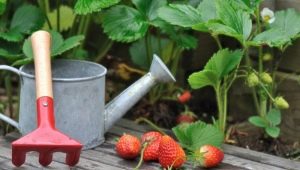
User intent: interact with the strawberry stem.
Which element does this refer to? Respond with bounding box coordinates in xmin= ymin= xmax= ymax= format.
xmin=133 ymin=142 xmax=148 ymax=170
xmin=135 ymin=117 xmax=167 ymax=135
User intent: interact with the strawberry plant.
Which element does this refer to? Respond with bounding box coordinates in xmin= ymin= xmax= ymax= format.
xmin=158 ymin=0 xmax=300 ymax=138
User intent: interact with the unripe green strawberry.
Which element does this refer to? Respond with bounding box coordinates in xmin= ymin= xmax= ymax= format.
xmin=116 ymin=134 xmax=141 ymax=159
xmin=194 ymin=145 xmax=224 ymax=168
xmin=274 ymin=96 xmax=289 ymax=109
xmin=141 ymin=131 xmax=162 ymax=161
xmin=260 ymin=72 xmax=273 ymax=84
xmin=262 ymin=53 xmax=273 ymax=61
xmin=158 ymin=135 xmax=186 ymax=168
xmin=247 ymin=73 xmax=259 ymax=87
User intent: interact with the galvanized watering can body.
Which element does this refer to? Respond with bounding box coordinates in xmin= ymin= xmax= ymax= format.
xmin=0 ymin=55 xmax=175 ymax=149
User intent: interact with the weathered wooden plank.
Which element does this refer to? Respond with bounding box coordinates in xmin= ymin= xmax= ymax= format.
xmin=0 ymin=156 xmax=39 ymax=170
xmin=52 ymin=152 xmax=124 ymax=170
xmin=223 ymin=144 xmax=300 ymax=170
xmin=81 ymin=148 xmax=159 ymax=170
xmin=224 ymin=154 xmax=285 ymax=170
xmin=0 ymin=134 xmax=124 ymax=170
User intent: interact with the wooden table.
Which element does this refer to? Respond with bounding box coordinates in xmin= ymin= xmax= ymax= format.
xmin=0 ymin=119 xmax=299 ymax=170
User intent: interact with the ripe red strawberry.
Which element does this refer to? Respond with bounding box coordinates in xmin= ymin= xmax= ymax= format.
xmin=158 ymin=135 xmax=186 ymax=168
xmin=115 ymin=134 xmax=141 ymax=159
xmin=177 ymin=91 xmax=192 ymax=104
xmin=176 ymin=111 xmax=197 ymax=124
xmin=141 ymin=131 xmax=162 ymax=161
xmin=194 ymin=145 xmax=224 ymax=168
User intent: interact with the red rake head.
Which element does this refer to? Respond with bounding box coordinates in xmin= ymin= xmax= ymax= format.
xmin=12 ymin=97 xmax=82 ymax=167
xmin=12 ymin=127 xmax=82 ymax=167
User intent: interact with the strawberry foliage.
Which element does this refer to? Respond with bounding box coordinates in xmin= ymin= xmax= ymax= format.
xmin=172 ymin=121 xmax=224 ymax=151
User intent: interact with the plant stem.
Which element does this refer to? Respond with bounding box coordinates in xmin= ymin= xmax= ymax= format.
xmin=56 ymin=0 xmax=61 ymax=32
xmin=215 ymin=84 xmax=224 ymax=132
xmin=255 ymin=6 xmax=268 ymax=117
xmin=134 ymin=142 xmax=148 ymax=170
xmin=212 ymin=35 xmax=222 ymax=49
xmin=170 ymin=46 xmax=182 ymax=76
xmin=145 ymin=32 xmax=153 ymax=67
xmin=38 ymin=0 xmax=52 ymax=29
xmin=94 ymin=39 xmax=114 ymax=63
xmin=135 ymin=117 xmax=167 ymax=135
xmin=222 ymin=87 xmax=228 ymax=132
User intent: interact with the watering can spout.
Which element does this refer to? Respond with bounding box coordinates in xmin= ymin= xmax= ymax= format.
xmin=104 ymin=54 xmax=175 ymax=131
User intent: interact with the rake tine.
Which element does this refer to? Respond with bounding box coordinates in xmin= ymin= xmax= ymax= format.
xmin=12 ymin=148 xmax=26 ymax=167
xmin=39 ymin=152 xmax=53 ymax=167
xmin=65 ymin=150 xmax=81 ymax=166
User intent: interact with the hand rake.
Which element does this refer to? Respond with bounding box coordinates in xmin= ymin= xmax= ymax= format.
xmin=12 ymin=30 xmax=82 ymax=167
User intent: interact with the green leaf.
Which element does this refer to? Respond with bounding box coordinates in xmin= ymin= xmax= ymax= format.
xmin=11 ymin=5 xmax=45 ymax=34
xmin=265 ymin=126 xmax=280 ymax=138
xmin=151 ymin=18 xmax=198 ymax=50
xmin=12 ymin=57 xmax=33 ymax=66
xmin=132 ymin=0 xmax=167 ymax=21
xmin=204 ymin=49 xmax=243 ymax=78
xmin=44 ymin=5 xmax=75 ymax=31
xmin=266 ymin=108 xmax=281 ymax=126
xmin=172 ymin=33 xmax=198 ymax=50
xmin=172 ymin=124 xmax=191 ymax=149
xmin=197 ymin=0 xmax=217 ymax=22
xmin=215 ymin=0 xmax=252 ymax=42
xmin=102 ymin=5 xmax=148 ymax=42
xmin=172 ymin=121 xmax=224 ymax=150
xmin=249 ymin=116 xmax=267 ymax=128
xmin=129 ymin=35 xmax=169 ymax=69
xmin=272 ymin=9 xmax=300 ymax=38
xmin=188 ymin=122 xmax=224 ymax=149
xmin=0 ymin=0 xmax=7 ymax=15
xmin=188 ymin=70 xmax=219 ymax=89
xmin=158 ymin=4 xmax=202 ymax=27
xmin=229 ymin=0 xmax=261 ymax=13
xmin=0 ymin=28 xmax=23 ymax=42
xmin=22 ymin=31 xmax=84 ymax=58
xmin=74 ymin=0 xmax=120 ymax=15
xmin=52 ymin=35 xmax=84 ymax=56
xmin=252 ymin=9 xmax=300 ymax=48
xmin=251 ymin=28 xmax=290 ymax=48
xmin=0 ymin=40 xmax=22 ymax=62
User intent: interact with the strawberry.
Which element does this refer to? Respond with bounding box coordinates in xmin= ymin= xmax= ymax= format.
xmin=115 ymin=134 xmax=141 ymax=159
xmin=176 ymin=111 xmax=197 ymax=124
xmin=194 ymin=145 xmax=224 ymax=168
xmin=177 ymin=91 xmax=192 ymax=104
xmin=158 ymin=135 xmax=186 ymax=169
xmin=141 ymin=131 xmax=162 ymax=161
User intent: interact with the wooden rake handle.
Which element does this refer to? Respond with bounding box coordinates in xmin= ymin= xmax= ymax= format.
xmin=31 ymin=31 xmax=53 ymax=99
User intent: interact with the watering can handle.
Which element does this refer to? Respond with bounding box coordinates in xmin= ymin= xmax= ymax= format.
xmin=0 ymin=65 xmax=21 ymax=129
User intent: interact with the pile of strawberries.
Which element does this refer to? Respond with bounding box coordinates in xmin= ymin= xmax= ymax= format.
xmin=115 ymin=131 xmax=224 ymax=169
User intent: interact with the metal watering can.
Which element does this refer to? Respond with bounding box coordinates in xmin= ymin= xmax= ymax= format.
xmin=0 ymin=55 xmax=175 ymax=149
